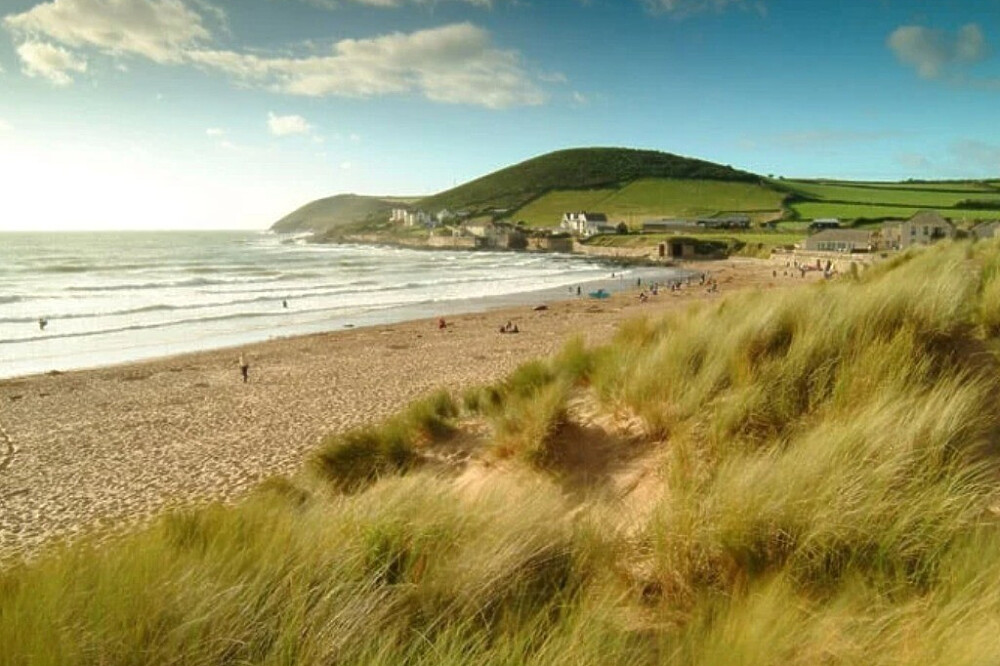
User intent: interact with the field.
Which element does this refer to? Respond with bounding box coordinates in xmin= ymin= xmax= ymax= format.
xmin=512 ymin=178 xmax=787 ymax=228
xmin=785 ymin=181 xmax=1000 ymax=207
xmin=780 ymin=179 xmax=1000 ymax=223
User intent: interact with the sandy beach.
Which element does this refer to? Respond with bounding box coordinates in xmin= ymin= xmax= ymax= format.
xmin=0 ymin=258 xmax=819 ymax=562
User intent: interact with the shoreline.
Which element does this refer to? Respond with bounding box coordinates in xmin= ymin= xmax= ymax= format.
xmin=0 ymin=260 xmax=686 ymax=382
xmin=0 ymin=258 xmax=819 ymax=563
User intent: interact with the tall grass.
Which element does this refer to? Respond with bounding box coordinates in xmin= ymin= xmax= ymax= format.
xmin=7 ymin=240 xmax=1000 ymax=664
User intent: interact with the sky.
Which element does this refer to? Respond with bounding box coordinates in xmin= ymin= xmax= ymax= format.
xmin=0 ymin=0 xmax=999 ymax=230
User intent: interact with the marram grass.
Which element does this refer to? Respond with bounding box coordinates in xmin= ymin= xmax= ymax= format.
xmin=6 ymin=240 xmax=1000 ymax=664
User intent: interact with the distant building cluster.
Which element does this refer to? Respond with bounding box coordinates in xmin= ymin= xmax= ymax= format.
xmin=641 ymin=215 xmax=751 ymax=234
xmin=389 ymin=208 xmax=434 ymax=228
xmin=389 ymin=208 xmax=476 ymax=229
xmin=802 ymin=211 xmax=961 ymax=253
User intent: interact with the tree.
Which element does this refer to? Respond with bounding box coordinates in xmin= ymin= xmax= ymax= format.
xmin=616 ymin=222 xmax=629 ymax=234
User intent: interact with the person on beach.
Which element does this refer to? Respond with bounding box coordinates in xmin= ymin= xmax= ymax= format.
xmin=438 ymin=318 xmax=447 ymax=330
xmin=238 ymin=354 xmax=249 ymax=383
xmin=576 ymin=285 xmax=581 ymax=296
xmin=38 ymin=317 xmax=48 ymax=331
xmin=282 ymin=299 xmax=288 ymax=309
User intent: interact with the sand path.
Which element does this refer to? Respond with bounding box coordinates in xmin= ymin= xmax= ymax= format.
xmin=0 ymin=259 xmax=813 ymax=562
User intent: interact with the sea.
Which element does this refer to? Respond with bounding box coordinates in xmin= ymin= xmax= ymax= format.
xmin=0 ymin=231 xmax=677 ymax=379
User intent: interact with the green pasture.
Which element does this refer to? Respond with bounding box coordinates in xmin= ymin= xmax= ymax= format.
xmin=511 ymin=178 xmax=786 ymax=228
xmin=791 ymin=201 xmax=1000 ymax=223
xmin=782 ymin=180 xmax=1000 ymax=208
xmin=798 ymin=180 xmax=999 ymax=193
xmin=509 ymin=188 xmax=618 ymax=227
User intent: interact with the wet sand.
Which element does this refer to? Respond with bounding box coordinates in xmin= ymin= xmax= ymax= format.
xmin=0 ymin=258 xmax=820 ymax=562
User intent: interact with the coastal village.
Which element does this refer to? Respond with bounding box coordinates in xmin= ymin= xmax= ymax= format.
xmin=385 ymin=203 xmax=1000 ymax=270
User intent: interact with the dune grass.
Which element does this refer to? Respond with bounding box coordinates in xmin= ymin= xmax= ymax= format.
xmin=8 ymin=241 xmax=1000 ymax=664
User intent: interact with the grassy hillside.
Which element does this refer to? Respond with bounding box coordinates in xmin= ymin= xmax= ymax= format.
xmin=780 ymin=179 xmax=1000 ymax=223
xmin=417 ymin=147 xmax=760 ymax=216
xmin=514 ymin=178 xmax=786 ymax=227
xmin=9 ymin=241 xmax=1000 ymax=663
xmin=271 ymin=194 xmax=416 ymax=234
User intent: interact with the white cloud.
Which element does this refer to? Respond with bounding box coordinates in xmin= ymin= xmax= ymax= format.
xmin=3 ymin=2 xmax=543 ymax=109
xmin=205 ymin=127 xmax=225 ymax=136
xmin=189 ymin=23 xmax=544 ymax=108
xmin=340 ymin=161 xmax=352 ymax=170
xmin=268 ymin=112 xmax=312 ymax=136
xmin=888 ymin=24 xmax=987 ymax=79
xmin=16 ymin=41 xmax=87 ymax=85
xmin=4 ymin=0 xmax=211 ymax=63
xmin=349 ymin=132 xmax=361 ymax=142
xmin=571 ymin=91 xmax=589 ymax=105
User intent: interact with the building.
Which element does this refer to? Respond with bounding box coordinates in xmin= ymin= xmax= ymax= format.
xmin=409 ymin=211 xmax=434 ymax=227
xmin=561 ymin=212 xmax=614 ymax=237
xmin=461 ymin=219 xmax=495 ymax=238
xmin=971 ymin=220 xmax=1000 ymax=240
xmin=882 ymin=211 xmax=955 ymax=250
xmin=642 ymin=219 xmax=698 ymax=233
xmin=391 ymin=208 xmax=433 ymax=227
xmin=641 ymin=216 xmax=750 ymax=232
xmin=696 ymin=215 xmax=750 ymax=229
xmin=802 ymin=229 xmax=878 ymax=253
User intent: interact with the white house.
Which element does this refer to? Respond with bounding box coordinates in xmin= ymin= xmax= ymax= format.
xmin=560 ymin=212 xmax=614 ymax=237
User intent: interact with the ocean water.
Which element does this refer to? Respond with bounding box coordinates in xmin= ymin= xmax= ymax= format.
xmin=0 ymin=231 xmax=662 ymax=379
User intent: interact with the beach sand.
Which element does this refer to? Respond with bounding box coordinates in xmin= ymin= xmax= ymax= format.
xmin=0 ymin=258 xmax=820 ymax=562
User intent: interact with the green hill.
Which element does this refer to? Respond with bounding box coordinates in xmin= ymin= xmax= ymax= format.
xmin=269 ymin=148 xmax=762 ymax=234
xmin=417 ymin=147 xmax=760 ymax=216
xmin=271 ymin=194 xmax=415 ymax=234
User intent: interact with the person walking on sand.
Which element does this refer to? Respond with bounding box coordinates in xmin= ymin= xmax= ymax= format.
xmin=238 ymin=354 xmax=249 ymax=383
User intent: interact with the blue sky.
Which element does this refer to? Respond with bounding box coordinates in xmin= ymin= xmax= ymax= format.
xmin=0 ymin=0 xmax=998 ymax=230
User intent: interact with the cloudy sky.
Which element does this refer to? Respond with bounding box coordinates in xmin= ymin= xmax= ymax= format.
xmin=0 ymin=0 xmax=998 ymax=230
